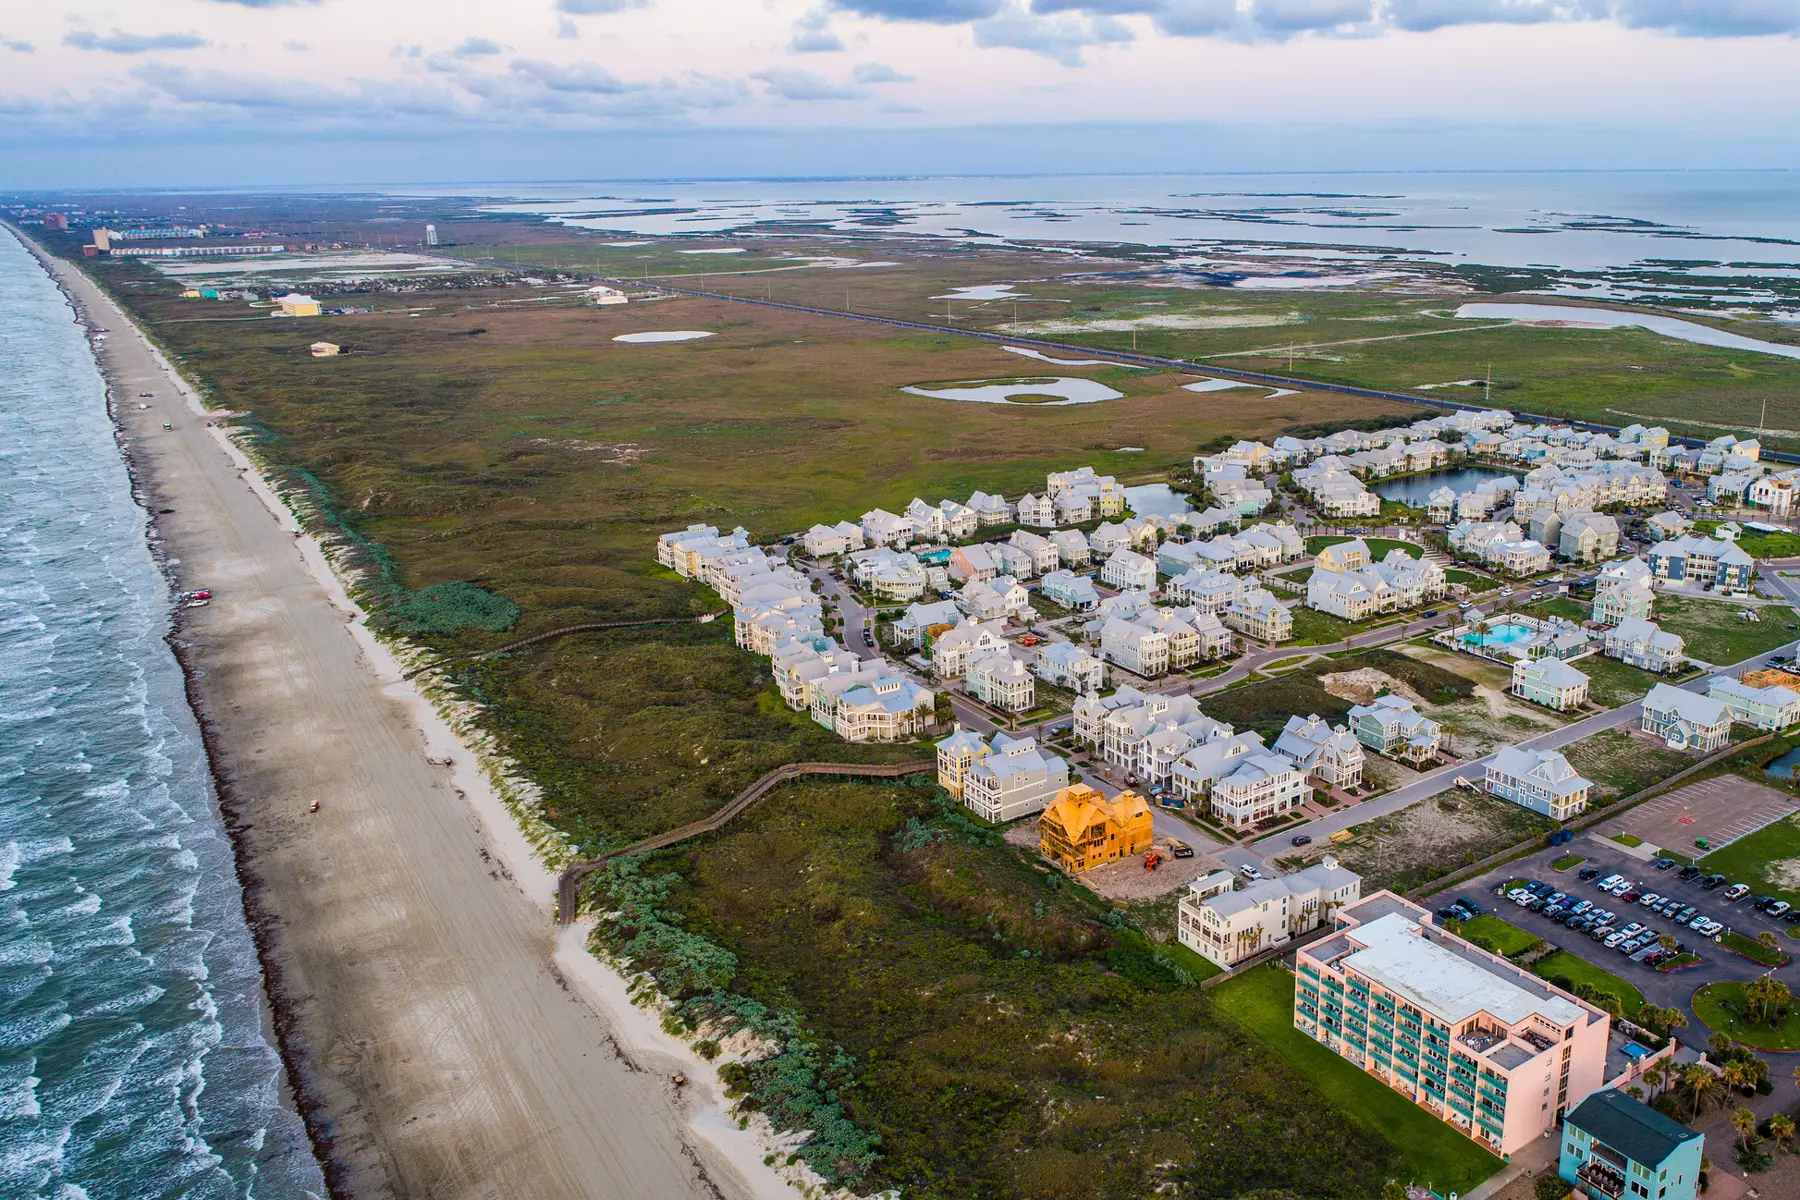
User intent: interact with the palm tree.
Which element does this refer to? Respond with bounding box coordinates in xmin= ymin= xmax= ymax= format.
xmin=1721 ymin=1060 xmax=1754 ymax=1095
xmin=1746 ymin=975 xmax=1793 ymax=1027
xmin=1659 ymin=934 xmax=1678 ymax=953
xmin=1760 ymin=930 xmax=1780 ymax=952
xmin=1681 ymin=1064 xmax=1726 ymax=1120
xmin=1771 ymin=1113 xmax=1796 ymax=1154
xmin=1642 ymin=1060 xmax=1668 ymax=1098
xmin=1733 ymin=1106 xmax=1758 ymax=1153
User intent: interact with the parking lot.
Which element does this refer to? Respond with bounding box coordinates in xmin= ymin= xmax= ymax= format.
xmin=1456 ymin=835 xmax=1789 ymax=1018
xmin=1597 ymin=776 xmax=1800 ymax=857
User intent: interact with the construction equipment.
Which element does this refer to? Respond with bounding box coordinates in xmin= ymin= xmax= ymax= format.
xmin=1167 ymin=839 xmax=1194 ymax=859
xmin=1143 ymin=851 xmax=1162 ymax=871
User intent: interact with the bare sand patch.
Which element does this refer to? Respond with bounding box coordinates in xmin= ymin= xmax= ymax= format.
xmin=1002 ymin=821 xmax=1220 ymax=901
xmin=1318 ymin=667 xmax=1422 ymax=706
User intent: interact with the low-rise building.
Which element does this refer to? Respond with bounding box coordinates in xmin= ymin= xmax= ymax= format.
xmin=860 ymin=508 xmax=914 ymax=548
xmin=1039 ymin=569 xmax=1100 ymax=611
xmin=803 ymin=520 xmax=865 ymax=557
xmin=1511 ymin=657 xmax=1590 ymax=712
xmin=1709 ymin=677 xmax=1800 ymax=731
xmin=956 ymin=733 xmax=1070 ymax=822
xmin=1347 ymin=694 xmax=1443 ymax=766
xmin=1640 ymin=683 xmax=1733 ymax=752
xmin=1037 ymin=784 xmax=1154 ymax=873
xmin=1098 ymin=614 xmax=1169 ymax=678
xmin=1591 ymin=558 xmax=1656 ymax=625
xmin=929 ymin=617 xmax=1009 ymax=678
xmin=935 ymin=726 xmax=991 ymax=799
xmin=1049 ymin=528 xmax=1091 ymax=566
xmin=1647 ymin=535 xmax=1755 ymax=594
xmin=967 ymin=491 xmax=1012 ymax=526
xmin=892 ymin=598 xmax=962 ymax=648
xmin=812 ymin=665 xmax=935 ymax=743
xmin=1176 ymin=856 xmax=1362 ymax=969
xmin=1101 ymin=548 xmax=1158 ymax=592
xmin=1296 ymin=893 xmax=1611 ymax=1156
xmin=955 ymin=578 xmax=1035 ymax=622
xmin=1556 ymin=511 xmax=1621 ymax=563
xmin=1015 ymin=492 xmax=1056 ymax=527
xmin=1273 ymin=714 xmax=1365 ymax=788
xmin=309 ymin=341 xmax=340 ymax=357
xmin=1485 ymin=746 xmax=1591 ymax=820
xmin=1209 ymin=751 xmax=1308 ymax=828
xmin=1224 ymin=587 xmax=1293 ymax=643
xmin=1034 ymin=641 xmax=1106 ymax=693
xmin=1559 ymin=1089 xmax=1703 ymax=1200
xmin=1316 ymin=539 xmax=1371 ymax=573
xmin=1166 ymin=568 xmax=1243 ymax=614
xmin=1601 ymin=617 xmax=1685 ymax=674
xmin=966 ymin=648 xmax=1036 ymax=713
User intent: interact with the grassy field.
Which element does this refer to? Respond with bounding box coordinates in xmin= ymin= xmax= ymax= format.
xmin=1697 ymin=815 xmax=1800 ymax=909
xmin=1574 ymin=656 xmax=1676 ymax=710
xmin=1455 ymin=915 xmax=1543 ymax=959
xmin=1560 ymin=728 xmax=1699 ymax=802
xmin=1655 ymin=597 xmax=1798 ymax=665
xmin=1204 ymin=648 xmax=1474 ymax=742
xmin=1306 ymin=535 xmax=1427 ymax=561
xmin=1550 ymin=853 xmax=1587 ymax=871
xmin=1290 ymin=606 xmax=1378 ymax=646
xmin=1446 ymin=569 xmax=1501 ymax=593
xmin=1533 ymin=951 xmax=1645 ymax=1017
xmin=598 ymin=775 xmax=1412 ymax=1198
xmin=1522 ymin=596 xmax=1590 ymax=625
xmin=1326 ymin=791 xmax=1555 ymax=895
xmin=1208 ymin=967 xmax=1503 ymax=1197
xmin=1692 ymin=981 xmax=1800 ymax=1051
xmin=1717 ymin=929 xmax=1789 ymax=966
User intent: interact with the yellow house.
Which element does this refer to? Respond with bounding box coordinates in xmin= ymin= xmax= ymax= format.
xmin=277 ymin=293 xmax=322 ymax=318
xmin=309 ymin=341 xmax=341 ymax=357
xmin=1037 ymin=784 xmax=1154 ymax=873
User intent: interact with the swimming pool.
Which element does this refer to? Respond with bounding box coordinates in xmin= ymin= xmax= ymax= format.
xmin=1461 ymin=621 xmax=1536 ymax=649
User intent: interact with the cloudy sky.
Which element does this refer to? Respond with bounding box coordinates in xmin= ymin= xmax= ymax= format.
xmin=4 ymin=1 xmax=1800 ymax=185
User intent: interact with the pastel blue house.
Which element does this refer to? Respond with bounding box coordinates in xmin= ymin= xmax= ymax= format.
xmin=1560 ymin=1089 xmax=1702 ymax=1200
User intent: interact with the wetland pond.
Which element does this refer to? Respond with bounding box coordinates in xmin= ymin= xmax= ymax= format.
xmin=1376 ymin=466 xmax=1521 ymax=507
xmin=901 ymin=376 xmax=1124 ymax=406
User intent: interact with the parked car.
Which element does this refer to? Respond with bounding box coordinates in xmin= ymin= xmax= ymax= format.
xmin=1620 ymin=888 xmax=1640 ymax=903
xmin=1598 ymin=874 xmax=1624 ymax=890
xmin=1639 ymin=893 xmax=1660 ymax=908
xmin=1678 ymin=865 xmax=1702 ymax=880
xmin=1654 ymin=858 xmax=1677 ymax=871
xmin=1725 ymin=883 xmax=1750 ymax=901
xmin=1240 ymin=864 xmax=1263 ymax=881
xmin=1604 ymin=931 xmax=1628 ymax=948
xmin=1676 ymin=906 xmax=1698 ymax=922
xmin=1703 ymin=875 xmax=1728 ymax=890
xmin=1769 ymin=901 xmax=1792 ymax=920
xmin=1456 ymin=897 xmax=1485 ymax=916
xmin=1609 ymin=879 xmax=1633 ymax=896
xmin=1579 ymin=866 xmax=1603 ymax=881
xmin=1291 ymin=834 xmax=1312 ymax=846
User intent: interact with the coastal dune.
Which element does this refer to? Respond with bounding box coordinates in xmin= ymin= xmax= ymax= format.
xmin=23 ymin=235 xmax=764 ymax=1200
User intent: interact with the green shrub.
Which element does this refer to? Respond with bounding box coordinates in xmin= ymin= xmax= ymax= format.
xmin=1535 ymin=1173 xmax=1574 ymax=1200
xmin=381 ymin=580 xmax=520 ymax=635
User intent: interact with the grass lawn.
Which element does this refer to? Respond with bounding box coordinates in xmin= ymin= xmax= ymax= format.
xmin=1306 ymin=535 xmax=1427 ymax=562
xmin=1532 ymin=951 xmax=1645 ymax=1017
xmin=1717 ymin=929 xmax=1790 ymax=966
xmin=1692 ymin=981 xmax=1800 ymax=1050
xmin=1163 ymin=940 xmax=1225 ymax=982
xmin=1455 ymin=915 xmax=1544 ymax=959
xmin=1560 ymin=728 xmax=1700 ymax=803
xmin=1655 ymin=596 xmax=1799 ymax=666
xmin=1551 ymin=853 xmax=1587 ymax=871
xmin=1291 ymin=606 xmax=1378 ymax=646
xmin=1697 ymin=814 xmax=1800 ymax=909
xmin=1209 ymin=967 xmax=1503 ymax=1197
xmin=1446 ymin=569 xmax=1502 ymax=593
xmin=1612 ymin=833 xmax=1644 ymax=847
xmin=1522 ymin=596 xmax=1590 ymax=624
xmin=1695 ymin=522 xmax=1800 ymax=560
xmin=1575 ymin=656 xmax=1676 ymax=710
xmin=1203 ymin=648 xmax=1473 ymax=742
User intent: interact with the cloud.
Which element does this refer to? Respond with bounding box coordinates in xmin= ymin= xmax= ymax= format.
xmin=852 ymin=61 xmax=914 ymax=81
xmin=3 ymin=40 xmax=33 ymax=52
xmin=282 ymin=39 xmax=310 ymax=50
xmin=791 ymin=8 xmax=847 ymax=50
xmin=1613 ymin=0 xmax=1800 ymax=36
xmin=972 ymin=3 xmax=1133 ymax=64
xmin=200 ymin=0 xmax=321 ymax=7
xmin=64 ymin=29 xmax=209 ymax=54
xmin=452 ymin=36 xmax=504 ymax=56
xmin=554 ymin=0 xmax=650 ymax=12
xmin=831 ymin=0 xmax=1005 ymax=23
xmin=556 ymin=16 xmax=580 ymax=37
xmin=1151 ymin=0 xmax=1240 ymax=34
xmin=1252 ymin=0 xmax=1375 ymax=33
xmin=508 ymin=57 xmax=636 ymax=93
xmin=1387 ymin=0 xmax=1575 ymax=33
xmin=750 ymin=66 xmax=869 ymax=99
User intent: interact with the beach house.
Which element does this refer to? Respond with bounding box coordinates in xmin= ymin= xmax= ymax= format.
xmin=968 ymin=491 xmax=1012 ymax=526
xmin=1209 ymin=752 xmax=1308 ymax=828
xmin=1036 ymin=785 xmax=1154 ymax=873
xmin=1101 ymin=548 xmax=1158 ymax=592
xmin=965 ymin=649 xmax=1036 ymax=713
xmin=1034 ymin=641 xmax=1106 ymax=693
xmin=1485 ymin=747 xmax=1591 ymax=820
xmin=1647 ymin=535 xmax=1755 ymax=593
xmin=1048 ymin=528 xmax=1091 ymax=566
xmin=1010 ymin=530 xmax=1062 ymax=576
xmin=860 ymin=508 xmax=913 ymax=548
xmin=1178 ymin=856 xmax=1361 ymax=969
xmin=957 ymin=734 xmax=1070 ymax=822
xmin=929 ymin=617 xmax=1008 ymax=678
xmin=1591 ymin=558 xmax=1656 ymax=625
xmin=1601 ymin=617 xmax=1686 ymax=673
xmin=1273 ymin=714 xmax=1365 ymax=789
xmin=948 ymin=543 xmax=1000 ymax=584
xmin=1709 ymin=677 xmax=1800 ymax=731
xmin=803 ymin=520 xmax=865 ymax=557
xmin=1559 ymin=1090 xmax=1703 ymax=1200
xmin=1224 ymin=587 xmax=1293 ymax=643
xmin=1015 ymin=492 xmax=1056 ymax=527
xmin=1640 ymin=684 xmax=1732 ymax=752
xmin=1511 ymin=657 xmax=1590 ymax=712
xmin=1347 ymin=695 xmax=1442 ymax=766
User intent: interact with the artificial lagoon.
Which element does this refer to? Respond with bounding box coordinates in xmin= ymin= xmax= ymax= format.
xmin=1376 ymin=467 xmax=1521 ymax=507
xmin=901 ymin=376 xmax=1124 ymax=406
xmin=1123 ymin=483 xmax=1195 ymax=518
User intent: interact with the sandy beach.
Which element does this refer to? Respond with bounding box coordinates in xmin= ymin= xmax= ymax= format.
xmin=17 ymin=230 xmax=787 ymax=1200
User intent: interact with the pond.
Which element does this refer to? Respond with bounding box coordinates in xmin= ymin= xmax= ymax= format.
xmin=1376 ymin=467 xmax=1521 ymax=508
xmin=1767 ymin=747 xmax=1800 ymax=780
xmin=1455 ymin=302 xmax=1800 ymax=362
xmin=1124 ymin=483 xmax=1195 ymax=517
xmin=901 ymin=376 xmax=1125 ymax=406
xmin=613 ymin=330 xmax=714 ymax=343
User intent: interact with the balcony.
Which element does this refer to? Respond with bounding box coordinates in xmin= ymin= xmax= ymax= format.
xmin=1576 ymin=1160 xmax=1625 ymax=1199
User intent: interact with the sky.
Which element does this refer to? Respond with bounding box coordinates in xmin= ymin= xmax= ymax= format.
xmin=3 ymin=1 xmax=1800 ymax=186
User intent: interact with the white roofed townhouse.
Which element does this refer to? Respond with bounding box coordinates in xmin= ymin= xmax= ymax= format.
xmin=1080 ymin=589 xmax=1157 ymax=635
xmin=1170 ymin=730 xmax=1266 ymax=805
xmin=935 ymin=725 xmax=990 ymax=799
xmin=657 ymin=523 xmax=750 ymax=577
xmin=1307 ymin=568 xmax=1392 ymax=621
xmin=1640 ymin=684 xmax=1732 ymax=752
xmin=1039 ymin=569 xmax=1100 ymax=611
xmin=860 ymin=508 xmax=914 ymax=548
xmin=1015 ymin=492 xmax=1056 ymax=528
xmin=802 ymin=520 xmax=865 ymax=558
xmin=1167 ymin=569 xmax=1244 ymax=614
xmin=1347 ymin=694 xmax=1442 ymax=766
xmin=1511 ymin=657 xmax=1590 ymax=712
xmin=826 ymin=673 xmax=935 ymax=743
xmin=958 ymin=733 xmax=1070 ymax=822
xmin=1071 ymin=683 xmax=1149 ymax=748
xmin=948 ymin=542 xmax=1000 ymax=584
xmin=1210 ymin=752 xmax=1308 ymax=829
xmin=1273 ymin=714 xmax=1365 ymax=789
xmin=1709 ymin=677 xmax=1800 ymax=731
xmin=1591 ymin=557 xmax=1656 ymax=625
xmin=770 ymin=635 xmax=862 ymax=711
xmin=892 ymin=598 xmax=962 ymax=648
xmin=1213 ymin=476 xmax=1274 ymax=515
xmin=1427 ymin=486 xmax=1457 ymax=523
xmin=1315 ymin=539 xmax=1371 ymax=573
xmin=938 ymin=498 xmax=979 ymax=539
xmin=929 ymin=617 xmax=1009 ymax=678
xmin=1186 ymin=505 xmax=1241 ymax=537
xmin=1602 ymin=617 xmax=1685 ymax=674
xmin=968 ymin=491 xmax=1012 ymax=526
xmin=1034 ymin=641 xmax=1106 ymax=693
xmin=989 ymin=541 xmax=1037 ymax=580
xmin=849 ymin=547 xmax=928 ymax=601
xmin=1492 ymin=538 xmax=1553 ymax=577
xmin=1224 ymin=587 xmax=1293 ymax=644
xmin=734 ymin=598 xmax=826 ymax=655
xmin=1054 ymin=490 xmax=1092 ymax=524
xmin=1178 ymin=856 xmax=1361 ymax=969
xmin=1485 ymin=747 xmax=1591 ymax=821
xmin=1555 ymin=511 xmax=1620 ymax=563
xmin=905 ymin=497 xmax=947 ymax=540
xmin=1101 ymin=548 xmax=1158 ymax=592
xmin=1089 ymin=521 xmax=1132 ymax=555
xmin=1099 ymin=616 xmax=1170 ymax=679
xmin=1009 ymin=530 xmax=1062 ymax=576
xmin=1096 ymin=694 xmax=1236 ymax=790
xmin=1048 ymin=528 xmax=1091 ymax=566
xmin=1709 ymin=472 xmax=1758 ymax=507
xmin=955 ymin=577 xmax=1035 ymax=623
xmin=1749 ymin=470 xmax=1798 ymax=517
xmin=965 ymin=648 xmax=1036 ymax=714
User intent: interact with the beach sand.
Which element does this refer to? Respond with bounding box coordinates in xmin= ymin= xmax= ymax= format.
xmin=20 ymin=231 xmax=789 ymax=1200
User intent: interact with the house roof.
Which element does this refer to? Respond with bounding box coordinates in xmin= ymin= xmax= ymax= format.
xmin=1342 ymin=913 xmax=1585 ymax=1028
xmin=1565 ymin=1089 xmax=1701 ymax=1167
xmin=1644 ymin=683 xmax=1729 ymax=727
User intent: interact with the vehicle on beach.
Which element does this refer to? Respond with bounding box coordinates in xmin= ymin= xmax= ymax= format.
xmin=161 ymin=423 xmax=172 ymax=430
xmin=185 ymin=598 xmax=209 ymax=608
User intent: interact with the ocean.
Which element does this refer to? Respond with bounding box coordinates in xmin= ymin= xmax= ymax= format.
xmin=0 ymin=231 xmax=324 ymax=1197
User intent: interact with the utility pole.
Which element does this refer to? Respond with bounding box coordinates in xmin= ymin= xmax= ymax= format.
xmin=1485 ymin=363 xmax=1493 ymax=407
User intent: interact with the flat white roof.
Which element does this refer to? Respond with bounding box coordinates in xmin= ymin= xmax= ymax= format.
xmin=1342 ymin=913 xmax=1584 ymax=1029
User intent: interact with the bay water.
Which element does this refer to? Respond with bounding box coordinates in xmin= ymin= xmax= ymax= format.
xmin=0 ymin=230 xmax=324 ymax=1197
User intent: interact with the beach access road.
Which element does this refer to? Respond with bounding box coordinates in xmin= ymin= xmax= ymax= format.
xmin=31 ymin=240 xmax=752 ymax=1200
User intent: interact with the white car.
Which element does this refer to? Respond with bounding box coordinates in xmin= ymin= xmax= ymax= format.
xmin=1610 ymin=880 xmax=1633 ymax=896
xmin=1500 ymin=587 xmax=1514 ymax=597
xmin=1598 ymin=874 xmax=1624 ymax=890
xmin=1240 ymin=864 xmax=1263 ymax=881
xmin=1621 ymin=923 xmax=1644 ymax=938
xmin=1604 ymin=931 xmax=1628 ymax=948
xmin=1639 ymin=894 xmax=1660 ymax=908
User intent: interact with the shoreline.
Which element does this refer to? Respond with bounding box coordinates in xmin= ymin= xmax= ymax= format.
xmin=11 ymin=226 xmax=800 ymax=1200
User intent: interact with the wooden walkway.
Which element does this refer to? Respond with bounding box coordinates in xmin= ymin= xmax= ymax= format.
xmin=556 ymin=759 xmax=933 ymax=922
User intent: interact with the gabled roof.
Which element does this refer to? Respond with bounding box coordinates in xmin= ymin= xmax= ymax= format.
xmin=1565 ymin=1089 xmax=1701 ymax=1168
